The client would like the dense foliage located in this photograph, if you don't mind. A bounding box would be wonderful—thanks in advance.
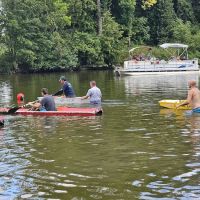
[0,0,199,72]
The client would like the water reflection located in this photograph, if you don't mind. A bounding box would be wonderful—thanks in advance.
[0,115,103,199]
[0,81,12,106]
[124,73,199,98]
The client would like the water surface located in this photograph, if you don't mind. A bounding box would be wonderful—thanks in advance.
[0,71,200,199]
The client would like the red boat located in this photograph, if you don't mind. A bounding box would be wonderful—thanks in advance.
[0,106,103,116]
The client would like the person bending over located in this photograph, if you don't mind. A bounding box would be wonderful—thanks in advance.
[59,76,75,98]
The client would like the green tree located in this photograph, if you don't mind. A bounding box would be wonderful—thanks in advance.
[0,0,199,73]
[191,0,200,23]
[146,0,177,44]
[0,0,76,72]
[173,0,195,22]
[100,11,126,66]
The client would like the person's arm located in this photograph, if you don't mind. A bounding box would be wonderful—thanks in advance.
[81,95,89,100]
[52,89,63,96]
[177,90,193,108]
[81,90,91,100]
[32,102,41,110]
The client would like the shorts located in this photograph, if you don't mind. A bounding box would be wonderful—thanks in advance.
[89,101,101,108]
[40,107,47,111]
[192,107,200,113]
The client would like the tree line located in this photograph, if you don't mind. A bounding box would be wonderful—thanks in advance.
[0,0,199,73]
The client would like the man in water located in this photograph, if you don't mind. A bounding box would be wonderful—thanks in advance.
[31,88,56,111]
[59,76,75,97]
[177,80,200,113]
[81,81,102,105]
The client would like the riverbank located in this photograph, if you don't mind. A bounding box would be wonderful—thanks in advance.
[0,65,115,74]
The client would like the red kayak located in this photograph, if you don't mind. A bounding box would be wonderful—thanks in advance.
[0,107,103,116]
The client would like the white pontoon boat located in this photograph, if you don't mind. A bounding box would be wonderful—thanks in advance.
[115,43,199,76]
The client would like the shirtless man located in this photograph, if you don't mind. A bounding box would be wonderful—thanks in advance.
[177,80,200,113]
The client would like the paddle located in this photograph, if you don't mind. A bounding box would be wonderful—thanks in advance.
[52,89,63,96]
[7,100,39,114]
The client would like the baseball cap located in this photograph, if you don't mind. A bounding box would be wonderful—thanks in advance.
[59,76,66,81]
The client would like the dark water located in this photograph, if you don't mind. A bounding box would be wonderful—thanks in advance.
[0,71,200,199]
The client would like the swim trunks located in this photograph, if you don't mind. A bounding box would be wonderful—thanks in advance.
[192,107,200,113]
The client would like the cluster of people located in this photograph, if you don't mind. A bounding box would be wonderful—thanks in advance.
[29,76,102,111]
[18,76,200,115]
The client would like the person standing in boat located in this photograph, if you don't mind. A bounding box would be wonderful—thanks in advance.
[81,81,102,105]
[59,76,75,98]
[31,88,56,111]
[177,80,200,113]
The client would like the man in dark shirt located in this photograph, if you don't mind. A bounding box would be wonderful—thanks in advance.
[32,88,56,111]
[59,76,75,97]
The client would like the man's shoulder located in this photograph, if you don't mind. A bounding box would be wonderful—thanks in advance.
[189,88,200,96]
[95,87,101,92]
[191,88,200,92]
[43,95,53,100]
[92,86,100,90]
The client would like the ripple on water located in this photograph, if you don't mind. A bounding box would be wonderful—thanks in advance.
[54,190,68,194]
[147,173,157,177]
[172,168,200,182]
[69,173,92,179]
[132,180,143,187]
[56,182,77,188]
[186,162,200,167]
[20,194,33,199]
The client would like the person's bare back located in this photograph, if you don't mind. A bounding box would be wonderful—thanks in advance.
[177,80,200,110]
[187,87,200,109]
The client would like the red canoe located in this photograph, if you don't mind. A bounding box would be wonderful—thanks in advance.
[0,107,103,116]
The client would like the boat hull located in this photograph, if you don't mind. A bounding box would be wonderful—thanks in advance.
[38,96,90,105]
[0,116,4,126]
[159,100,191,110]
[119,70,200,76]
[0,107,103,116]
[116,59,199,76]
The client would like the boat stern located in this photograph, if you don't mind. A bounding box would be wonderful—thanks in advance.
[0,116,4,127]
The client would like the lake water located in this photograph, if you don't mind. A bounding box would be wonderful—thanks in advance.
[0,71,200,199]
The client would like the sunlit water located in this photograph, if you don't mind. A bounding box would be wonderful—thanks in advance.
[0,71,200,199]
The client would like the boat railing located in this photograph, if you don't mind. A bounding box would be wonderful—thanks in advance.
[124,58,199,71]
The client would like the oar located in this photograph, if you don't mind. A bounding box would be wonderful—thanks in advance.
[7,100,39,114]
[52,89,63,96]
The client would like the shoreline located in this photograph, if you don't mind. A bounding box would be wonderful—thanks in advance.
[0,65,115,74]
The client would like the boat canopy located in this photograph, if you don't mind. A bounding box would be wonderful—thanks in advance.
[129,47,139,53]
[160,43,188,49]
[129,46,151,53]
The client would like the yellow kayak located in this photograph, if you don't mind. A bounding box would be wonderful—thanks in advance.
[159,100,191,110]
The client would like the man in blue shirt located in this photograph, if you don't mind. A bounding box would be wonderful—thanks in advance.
[59,76,75,97]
